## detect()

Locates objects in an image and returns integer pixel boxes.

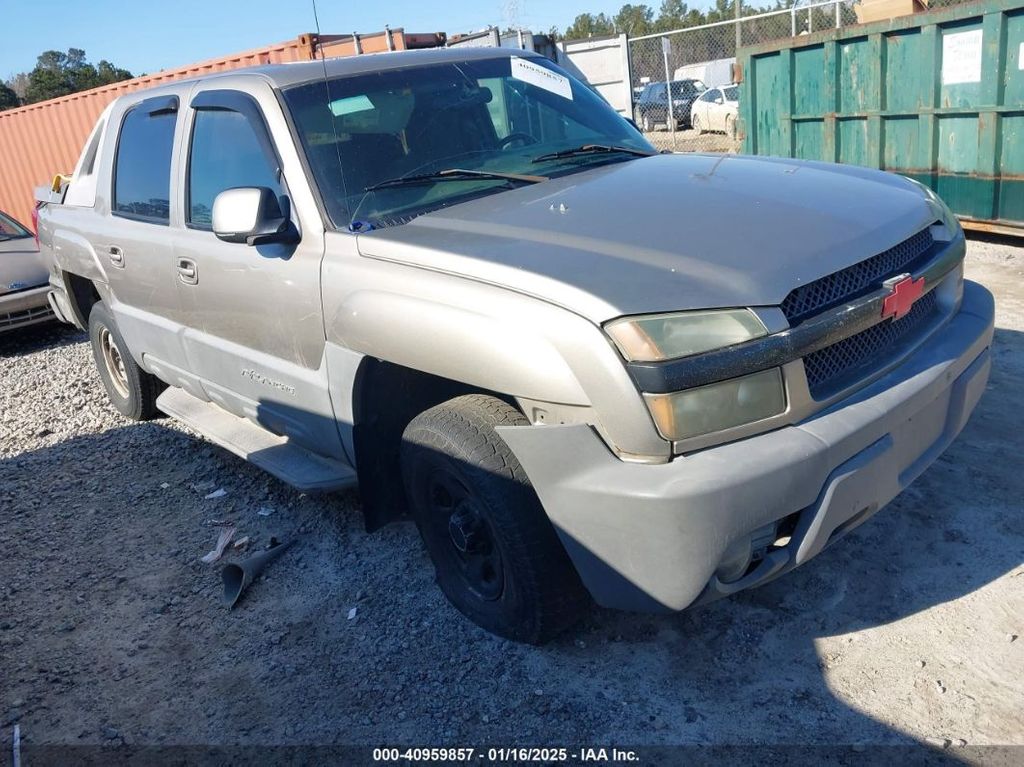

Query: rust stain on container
[0,29,443,228]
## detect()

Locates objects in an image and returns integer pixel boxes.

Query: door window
[0,211,30,238]
[113,105,176,223]
[187,109,283,227]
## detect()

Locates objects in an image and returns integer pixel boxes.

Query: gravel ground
[1,236,1022,752]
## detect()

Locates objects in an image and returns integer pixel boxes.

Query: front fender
[321,242,671,461]
[331,289,588,406]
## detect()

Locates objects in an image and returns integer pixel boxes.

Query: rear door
[170,79,346,461]
[94,92,197,391]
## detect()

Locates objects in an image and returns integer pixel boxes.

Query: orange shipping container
[0,29,444,228]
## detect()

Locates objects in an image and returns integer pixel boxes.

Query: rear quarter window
[113,105,176,223]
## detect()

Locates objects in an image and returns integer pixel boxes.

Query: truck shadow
[0,320,83,358]
[1,328,1020,752]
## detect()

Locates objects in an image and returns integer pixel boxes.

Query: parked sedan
[633,79,706,131]
[691,85,739,138]
[0,209,53,332]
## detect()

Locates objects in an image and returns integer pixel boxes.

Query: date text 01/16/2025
[372,747,640,762]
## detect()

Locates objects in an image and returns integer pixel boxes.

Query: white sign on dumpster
[941,29,983,85]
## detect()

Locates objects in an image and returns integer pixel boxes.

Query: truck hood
[0,237,47,296]
[356,154,939,323]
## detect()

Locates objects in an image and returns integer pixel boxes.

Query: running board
[156,387,357,493]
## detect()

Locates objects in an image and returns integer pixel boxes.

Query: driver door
[170,80,346,461]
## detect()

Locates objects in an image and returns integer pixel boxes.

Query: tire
[726,115,737,140]
[693,114,703,135]
[641,113,652,133]
[88,302,163,420]
[401,394,590,643]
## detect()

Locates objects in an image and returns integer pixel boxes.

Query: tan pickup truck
[37,48,994,642]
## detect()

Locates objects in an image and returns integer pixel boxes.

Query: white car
[691,85,739,138]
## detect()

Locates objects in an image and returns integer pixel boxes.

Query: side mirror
[212,187,299,247]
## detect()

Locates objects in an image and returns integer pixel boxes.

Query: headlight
[606,309,767,362]
[644,368,787,440]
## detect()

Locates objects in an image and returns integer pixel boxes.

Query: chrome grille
[781,227,935,323]
[803,290,940,399]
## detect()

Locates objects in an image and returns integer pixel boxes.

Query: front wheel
[88,302,163,420]
[401,394,590,643]
[692,114,703,135]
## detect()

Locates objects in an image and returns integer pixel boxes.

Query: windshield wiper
[364,168,547,192]
[532,144,657,163]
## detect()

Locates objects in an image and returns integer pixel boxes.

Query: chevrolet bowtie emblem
[881,274,925,321]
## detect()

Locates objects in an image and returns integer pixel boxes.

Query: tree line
[552,0,815,41]
[1,48,134,111]
[559,0,794,40]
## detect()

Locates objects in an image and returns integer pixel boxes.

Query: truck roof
[157,47,542,94]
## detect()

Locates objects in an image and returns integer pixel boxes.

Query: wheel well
[352,358,515,532]
[65,272,101,328]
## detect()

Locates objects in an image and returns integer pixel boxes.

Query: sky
[0,0,632,79]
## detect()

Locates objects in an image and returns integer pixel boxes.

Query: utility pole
[735,0,742,53]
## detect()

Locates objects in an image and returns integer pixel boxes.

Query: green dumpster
[739,0,1024,235]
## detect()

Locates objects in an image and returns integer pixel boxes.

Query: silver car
[0,209,53,333]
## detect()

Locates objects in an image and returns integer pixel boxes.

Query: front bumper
[0,285,53,332]
[498,280,995,612]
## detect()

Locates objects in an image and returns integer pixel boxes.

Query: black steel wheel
[401,394,590,643]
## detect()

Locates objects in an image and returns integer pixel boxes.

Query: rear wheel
[88,302,163,420]
[726,115,737,140]
[401,394,590,643]
[641,113,652,133]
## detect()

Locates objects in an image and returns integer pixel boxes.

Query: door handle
[108,246,125,268]
[176,258,198,285]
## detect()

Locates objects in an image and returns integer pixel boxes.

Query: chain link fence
[625,0,973,154]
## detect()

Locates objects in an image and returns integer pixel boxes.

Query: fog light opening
[770,512,801,551]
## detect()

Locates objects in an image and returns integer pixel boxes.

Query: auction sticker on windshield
[511,57,573,100]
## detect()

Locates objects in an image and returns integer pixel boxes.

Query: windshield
[283,56,653,229]
[0,210,31,240]
[670,81,704,98]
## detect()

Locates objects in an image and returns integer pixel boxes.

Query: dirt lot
[1,236,1022,753]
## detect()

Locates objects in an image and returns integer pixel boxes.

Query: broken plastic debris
[192,480,217,493]
[159,482,170,489]
[200,526,236,564]
[222,540,295,608]
[347,607,358,620]
[257,506,275,517]
[232,536,250,550]
[205,488,227,500]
